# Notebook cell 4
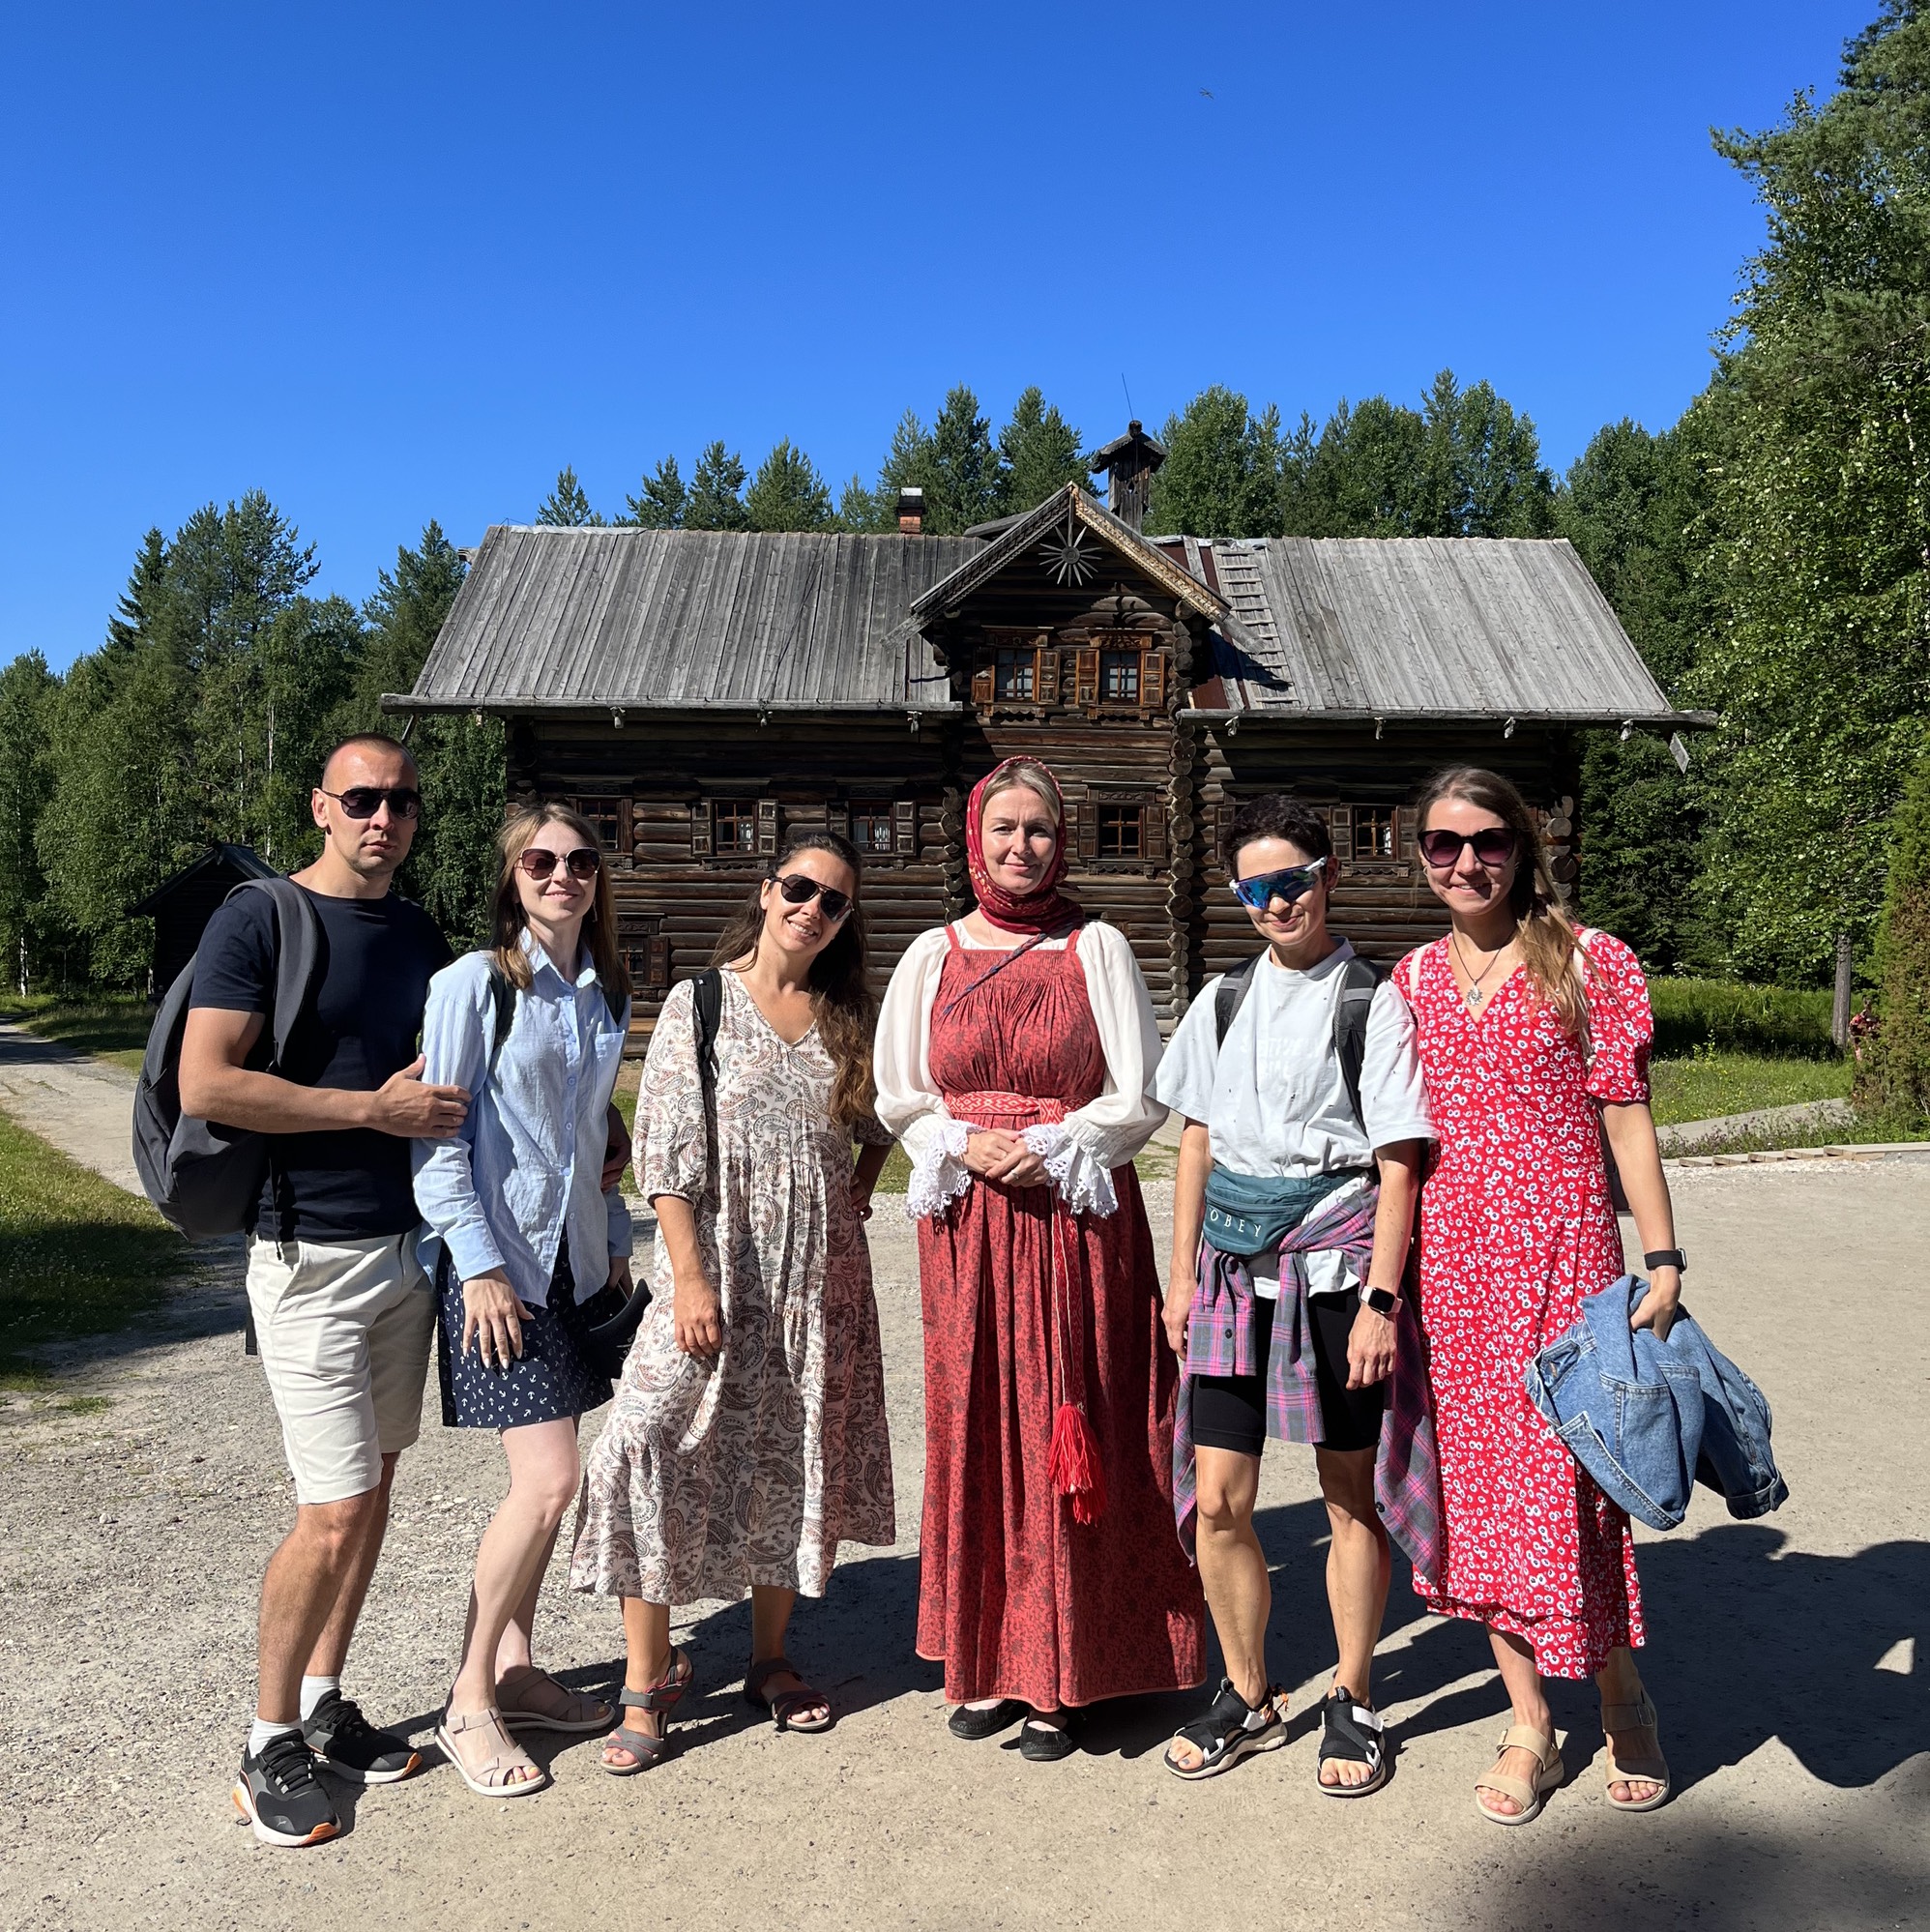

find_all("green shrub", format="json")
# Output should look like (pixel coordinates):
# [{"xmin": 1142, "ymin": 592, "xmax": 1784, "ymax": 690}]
[
  {"xmin": 1861, "ymin": 733, "xmax": 1930, "ymax": 1120},
  {"xmin": 1646, "ymin": 978, "xmax": 1837, "ymax": 1060}
]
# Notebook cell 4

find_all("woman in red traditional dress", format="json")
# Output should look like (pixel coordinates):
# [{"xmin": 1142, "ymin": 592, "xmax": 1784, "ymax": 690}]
[
  {"xmin": 875, "ymin": 757, "xmax": 1205, "ymax": 1761},
  {"xmin": 1397, "ymin": 765, "xmax": 1683, "ymax": 1826}
]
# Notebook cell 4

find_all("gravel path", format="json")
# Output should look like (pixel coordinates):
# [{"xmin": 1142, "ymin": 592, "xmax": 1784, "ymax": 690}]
[{"xmin": 0, "ymin": 1042, "xmax": 1924, "ymax": 1929}]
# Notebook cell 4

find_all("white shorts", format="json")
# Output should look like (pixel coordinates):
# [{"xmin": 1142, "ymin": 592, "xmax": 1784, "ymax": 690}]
[{"xmin": 246, "ymin": 1231, "xmax": 435, "ymax": 1507}]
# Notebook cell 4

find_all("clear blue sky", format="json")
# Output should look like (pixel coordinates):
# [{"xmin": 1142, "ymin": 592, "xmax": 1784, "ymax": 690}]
[{"xmin": 0, "ymin": 0, "xmax": 1876, "ymax": 669}]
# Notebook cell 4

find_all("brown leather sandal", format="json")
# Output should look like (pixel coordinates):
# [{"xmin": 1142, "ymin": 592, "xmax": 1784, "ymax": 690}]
[
  {"xmin": 744, "ymin": 1655, "xmax": 833, "ymax": 1734},
  {"xmin": 1473, "ymin": 1723, "xmax": 1564, "ymax": 1827},
  {"xmin": 1601, "ymin": 1689, "xmax": 1671, "ymax": 1811}
]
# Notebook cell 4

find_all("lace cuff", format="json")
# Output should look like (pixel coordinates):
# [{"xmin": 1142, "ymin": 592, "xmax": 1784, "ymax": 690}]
[
  {"xmin": 904, "ymin": 1118, "xmax": 972, "ymax": 1220},
  {"xmin": 1023, "ymin": 1123, "xmax": 1120, "ymax": 1219}
]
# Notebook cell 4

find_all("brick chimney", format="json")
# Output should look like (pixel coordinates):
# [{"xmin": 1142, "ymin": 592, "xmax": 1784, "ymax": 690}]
[{"xmin": 897, "ymin": 486, "xmax": 924, "ymax": 536}]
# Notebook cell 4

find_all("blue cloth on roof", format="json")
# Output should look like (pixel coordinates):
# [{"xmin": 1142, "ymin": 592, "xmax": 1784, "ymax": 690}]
[{"xmin": 1525, "ymin": 1274, "xmax": 1789, "ymax": 1533}]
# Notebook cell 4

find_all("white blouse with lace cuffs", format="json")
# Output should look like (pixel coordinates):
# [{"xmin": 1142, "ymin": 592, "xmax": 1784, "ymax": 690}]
[{"xmin": 873, "ymin": 920, "xmax": 1167, "ymax": 1221}]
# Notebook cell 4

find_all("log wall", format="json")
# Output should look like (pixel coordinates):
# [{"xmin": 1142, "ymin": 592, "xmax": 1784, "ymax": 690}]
[{"xmin": 516, "ymin": 708, "xmax": 1582, "ymax": 1045}]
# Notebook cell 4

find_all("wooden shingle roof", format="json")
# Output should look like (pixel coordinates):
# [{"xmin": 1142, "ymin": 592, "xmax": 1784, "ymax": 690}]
[{"xmin": 392, "ymin": 503, "xmax": 1704, "ymax": 728}]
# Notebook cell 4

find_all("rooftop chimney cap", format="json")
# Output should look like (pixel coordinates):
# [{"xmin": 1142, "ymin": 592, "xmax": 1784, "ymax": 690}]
[{"xmin": 896, "ymin": 485, "xmax": 924, "ymax": 536}]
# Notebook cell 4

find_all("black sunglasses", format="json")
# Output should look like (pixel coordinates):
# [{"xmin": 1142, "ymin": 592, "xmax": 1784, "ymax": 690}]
[
  {"xmin": 773, "ymin": 872, "xmax": 853, "ymax": 922},
  {"xmin": 1418, "ymin": 827, "xmax": 1517, "ymax": 870},
  {"xmin": 1232, "ymin": 861, "xmax": 1328, "ymax": 912},
  {"xmin": 321, "ymin": 786, "xmax": 422, "ymax": 821},
  {"xmin": 516, "ymin": 846, "xmax": 601, "ymax": 882}
]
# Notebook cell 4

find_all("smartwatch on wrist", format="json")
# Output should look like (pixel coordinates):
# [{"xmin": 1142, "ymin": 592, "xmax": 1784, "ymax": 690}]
[
  {"xmin": 1364, "ymin": 1286, "xmax": 1402, "ymax": 1318},
  {"xmin": 1643, "ymin": 1247, "xmax": 1687, "ymax": 1274}
]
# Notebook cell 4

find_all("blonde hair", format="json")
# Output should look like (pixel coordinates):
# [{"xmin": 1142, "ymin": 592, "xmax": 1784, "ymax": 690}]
[
  {"xmin": 1416, "ymin": 766, "xmax": 1590, "ymax": 1039},
  {"xmin": 489, "ymin": 803, "xmax": 630, "ymax": 1009},
  {"xmin": 980, "ymin": 759, "xmax": 1063, "ymax": 827}
]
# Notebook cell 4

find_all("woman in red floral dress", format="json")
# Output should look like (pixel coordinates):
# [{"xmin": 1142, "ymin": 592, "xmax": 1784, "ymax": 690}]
[
  {"xmin": 1398, "ymin": 767, "xmax": 1684, "ymax": 1826},
  {"xmin": 875, "ymin": 758, "xmax": 1205, "ymax": 1761}
]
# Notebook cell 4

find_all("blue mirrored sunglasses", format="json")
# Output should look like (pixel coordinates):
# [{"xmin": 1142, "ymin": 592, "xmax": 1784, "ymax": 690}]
[{"xmin": 1231, "ymin": 861, "xmax": 1328, "ymax": 912}]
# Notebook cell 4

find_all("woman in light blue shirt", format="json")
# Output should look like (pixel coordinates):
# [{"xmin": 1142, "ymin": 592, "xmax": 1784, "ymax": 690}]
[{"xmin": 413, "ymin": 803, "xmax": 634, "ymax": 1799}]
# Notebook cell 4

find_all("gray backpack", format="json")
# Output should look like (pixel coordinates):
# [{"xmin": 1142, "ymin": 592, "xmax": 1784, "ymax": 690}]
[{"xmin": 132, "ymin": 877, "xmax": 324, "ymax": 1239}]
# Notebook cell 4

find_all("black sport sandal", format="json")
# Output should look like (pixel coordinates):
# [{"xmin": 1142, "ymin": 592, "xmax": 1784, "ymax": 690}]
[
  {"xmin": 1317, "ymin": 1687, "xmax": 1389, "ymax": 1798},
  {"xmin": 1162, "ymin": 1679, "xmax": 1287, "ymax": 1781}
]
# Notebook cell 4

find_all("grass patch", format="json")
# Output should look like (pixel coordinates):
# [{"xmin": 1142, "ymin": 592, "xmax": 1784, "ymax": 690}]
[
  {"xmin": 1648, "ymin": 978, "xmax": 1835, "ymax": 1060},
  {"xmin": 1666, "ymin": 1102, "xmax": 1930, "ymax": 1158},
  {"xmin": 1648, "ymin": 1047, "xmax": 1854, "ymax": 1127},
  {"xmin": 0, "ymin": 1111, "xmax": 185, "ymax": 1386},
  {"xmin": 0, "ymin": 993, "xmax": 153, "ymax": 1073}
]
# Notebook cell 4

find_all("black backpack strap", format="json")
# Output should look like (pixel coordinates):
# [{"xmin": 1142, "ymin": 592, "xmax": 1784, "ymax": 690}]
[
  {"xmin": 483, "ymin": 959, "xmax": 516, "ymax": 1076},
  {"xmin": 228, "ymin": 877, "xmax": 324, "ymax": 1075},
  {"xmin": 1333, "ymin": 952, "xmax": 1386, "ymax": 1130},
  {"xmin": 1214, "ymin": 954, "xmax": 1262, "ymax": 1047},
  {"xmin": 692, "ymin": 968, "xmax": 723, "ymax": 1099}
]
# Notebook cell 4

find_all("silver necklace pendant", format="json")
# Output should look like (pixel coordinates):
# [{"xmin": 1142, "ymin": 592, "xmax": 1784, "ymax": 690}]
[{"xmin": 1465, "ymin": 985, "xmax": 1484, "ymax": 1007}]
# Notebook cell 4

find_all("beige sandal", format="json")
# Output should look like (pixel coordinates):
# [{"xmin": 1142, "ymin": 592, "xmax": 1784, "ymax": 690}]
[
  {"xmin": 1601, "ymin": 1690, "xmax": 1671, "ymax": 1812},
  {"xmin": 435, "ymin": 1706, "xmax": 549, "ymax": 1799},
  {"xmin": 495, "ymin": 1665, "xmax": 615, "ymax": 1736},
  {"xmin": 1474, "ymin": 1723, "xmax": 1564, "ymax": 1827}
]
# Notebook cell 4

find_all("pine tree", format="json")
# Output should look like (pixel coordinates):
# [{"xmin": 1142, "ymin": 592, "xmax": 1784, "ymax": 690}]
[
  {"xmin": 745, "ymin": 440, "xmax": 836, "ymax": 532},
  {"xmin": 1146, "ymin": 387, "xmax": 1282, "ymax": 537},
  {"xmin": 0, "ymin": 653, "xmax": 62, "ymax": 992},
  {"xmin": 996, "ymin": 388, "xmax": 1085, "ymax": 515},
  {"xmin": 536, "ymin": 466, "xmax": 603, "ymax": 526},
  {"xmin": 621, "ymin": 456, "xmax": 687, "ymax": 529},
  {"xmin": 685, "ymin": 442, "xmax": 749, "ymax": 531},
  {"xmin": 924, "ymin": 387, "xmax": 1002, "ymax": 533},
  {"xmin": 1559, "ymin": 420, "xmax": 1706, "ymax": 968},
  {"xmin": 105, "ymin": 529, "xmax": 167, "ymax": 655},
  {"xmin": 836, "ymin": 475, "xmax": 894, "ymax": 533},
  {"xmin": 345, "ymin": 523, "xmax": 501, "ymax": 948}
]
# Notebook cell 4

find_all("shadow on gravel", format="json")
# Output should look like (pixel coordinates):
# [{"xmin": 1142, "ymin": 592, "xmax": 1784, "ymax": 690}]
[
  {"xmin": 1467, "ymin": 1808, "xmax": 1929, "ymax": 1932},
  {"xmin": 1350, "ymin": 1514, "xmax": 1929, "ymax": 1801}
]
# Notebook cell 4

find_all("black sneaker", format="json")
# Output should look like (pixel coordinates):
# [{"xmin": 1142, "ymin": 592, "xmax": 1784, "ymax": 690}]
[
  {"xmin": 232, "ymin": 1732, "xmax": 341, "ymax": 1848},
  {"xmin": 302, "ymin": 1690, "xmax": 423, "ymax": 1785}
]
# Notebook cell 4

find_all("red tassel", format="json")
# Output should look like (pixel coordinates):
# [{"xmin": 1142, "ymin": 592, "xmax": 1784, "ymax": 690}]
[{"xmin": 1049, "ymin": 1402, "xmax": 1107, "ymax": 1525}]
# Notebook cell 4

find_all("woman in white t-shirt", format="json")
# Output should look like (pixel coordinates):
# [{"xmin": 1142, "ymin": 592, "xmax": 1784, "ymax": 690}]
[{"xmin": 1154, "ymin": 794, "xmax": 1429, "ymax": 1795}]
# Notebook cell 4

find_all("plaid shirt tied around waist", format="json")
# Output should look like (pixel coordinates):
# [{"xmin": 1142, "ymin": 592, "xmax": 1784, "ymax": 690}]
[{"xmin": 1172, "ymin": 1191, "xmax": 1444, "ymax": 1589}]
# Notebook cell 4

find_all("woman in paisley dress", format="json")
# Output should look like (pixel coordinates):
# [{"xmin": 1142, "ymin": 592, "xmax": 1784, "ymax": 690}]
[
  {"xmin": 1396, "ymin": 765, "xmax": 1683, "ymax": 1825},
  {"xmin": 874, "ymin": 757, "xmax": 1205, "ymax": 1762},
  {"xmin": 571, "ymin": 831, "xmax": 895, "ymax": 1768}
]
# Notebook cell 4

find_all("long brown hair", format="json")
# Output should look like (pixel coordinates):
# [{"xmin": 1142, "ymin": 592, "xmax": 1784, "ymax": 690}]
[
  {"xmin": 490, "ymin": 803, "xmax": 630, "ymax": 1010},
  {"xmin": 1414, "ymin": 766, "xmax": 1589, "ymax": 1038},
  {"xmin": 711, "ymin": 829, "xmax": 877, "ymax": 1127}
]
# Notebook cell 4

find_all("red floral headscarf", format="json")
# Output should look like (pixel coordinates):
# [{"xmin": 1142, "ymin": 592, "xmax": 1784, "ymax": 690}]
[{"xmin": 965, "ymin": 759, "xmax": 1084, "ymax": 935}]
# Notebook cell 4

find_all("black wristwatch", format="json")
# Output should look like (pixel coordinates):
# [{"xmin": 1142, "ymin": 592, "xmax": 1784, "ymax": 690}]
[
  {"xmin": 1364, "ymin": 1286, "xmax": 1402, "ymax": 1317},
  {"xmin": 1643, "ymin": 1247, "xmax": 1687, "ymax": 1273}
]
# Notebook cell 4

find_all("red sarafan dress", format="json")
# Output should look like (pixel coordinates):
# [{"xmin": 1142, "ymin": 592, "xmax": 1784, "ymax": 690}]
[
  {"xmin": 883, "ymin": 923, "xmax": 1205, "ymax": 1710},
  {"xmin": 1396, "ymin": 927, "xmax": 1653, "ymax": 1680}
]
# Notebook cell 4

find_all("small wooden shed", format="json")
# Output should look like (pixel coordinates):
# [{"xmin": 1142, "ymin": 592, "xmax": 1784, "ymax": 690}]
[{"xmin": 132, "ymin": 843, "xmax": 278, "ymax": 995}]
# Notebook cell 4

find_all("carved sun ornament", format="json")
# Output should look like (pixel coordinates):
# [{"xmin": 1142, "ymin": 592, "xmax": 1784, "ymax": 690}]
[{"xmin": 1038, "ymin": 525, "xmax": 1097, "ymax": 585}]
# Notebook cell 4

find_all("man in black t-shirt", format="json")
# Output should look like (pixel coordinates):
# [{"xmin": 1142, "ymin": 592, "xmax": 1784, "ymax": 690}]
[{"xmin": 181, "ymin": 733, "xmax": 466, "ymax": 1848}]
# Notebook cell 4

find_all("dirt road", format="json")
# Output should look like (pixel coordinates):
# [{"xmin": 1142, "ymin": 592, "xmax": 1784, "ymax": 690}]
[{"xmin": 0, "ymin": 1038, "xmax": 1923, "ymax": 1929}]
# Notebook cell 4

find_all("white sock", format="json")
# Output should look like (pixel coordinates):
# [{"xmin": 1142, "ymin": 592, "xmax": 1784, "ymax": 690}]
[
  {"xmin": 299, "ymin": 1675, "xmax": 341, "ymax": 1721},
  {"xmin": 249, "ymin": 1716, "xmax": 301, "ymax": 1756}
]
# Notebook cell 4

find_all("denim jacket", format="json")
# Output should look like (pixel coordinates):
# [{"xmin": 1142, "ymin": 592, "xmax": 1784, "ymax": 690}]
[
  {"xmin": 1525, "ymin": 1274, "xmax": 1789, "ymax": 1532},
  {"xmin": 412, "ymin": 934, "xmax": 632, "ymax": 1308}
]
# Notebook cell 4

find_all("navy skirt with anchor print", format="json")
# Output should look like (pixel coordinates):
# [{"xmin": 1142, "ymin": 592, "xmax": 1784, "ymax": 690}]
[{"xmin": 437, "ymin": 1244, "xmax": 623, "ymax": 1429}]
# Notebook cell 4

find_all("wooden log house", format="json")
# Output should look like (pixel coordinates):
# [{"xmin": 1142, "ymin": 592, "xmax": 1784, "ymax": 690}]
[{"xmin": 389, "ymin": 430, "xmax": 1708, "ymax": 1038}]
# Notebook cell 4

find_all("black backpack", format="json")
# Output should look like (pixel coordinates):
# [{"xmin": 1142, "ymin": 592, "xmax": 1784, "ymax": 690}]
[
  {"xmin": 132, "ymin": 877, "xmax": 324, "ymax": 1240},
  {"xmin": 1214, "ymin": 949, "xmax": 1385, "ymax": 1128}
]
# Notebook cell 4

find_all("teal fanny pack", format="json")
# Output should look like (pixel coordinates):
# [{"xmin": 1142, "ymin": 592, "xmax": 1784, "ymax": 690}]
[{"xmin": 1202, "ymin": 1165, "xmax": 1361, "ymax": 1258}]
